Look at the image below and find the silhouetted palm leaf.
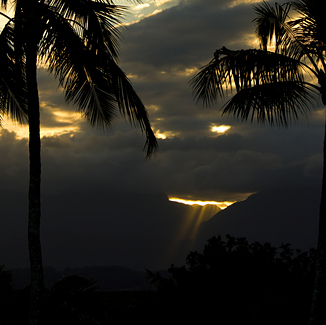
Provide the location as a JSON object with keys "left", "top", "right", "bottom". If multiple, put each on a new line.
{"left": 253, "top": 1, "right": 291, "bottom": 52}
{"left": 190, "top": 47, "right": 313, "bottom": 111}
{"left": 0, "top": 21, "right": 27, "bottom": 124}
{"left": 222, "top": 81, "right": 317, "bottom": 126}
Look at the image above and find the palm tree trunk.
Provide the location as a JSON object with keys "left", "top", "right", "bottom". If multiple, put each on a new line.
{"left": 310, "top": 114, "right": 326, "bottom": 325}
{"left": 26, "top": 41, "right": 44, "bottom": 325}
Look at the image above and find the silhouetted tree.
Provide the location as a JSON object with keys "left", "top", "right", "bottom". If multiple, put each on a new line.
{"left": 40, "top": 275, "right": 105, "bottom": 325}
{"left": 190, "top": 1, "right": 326, "bottom": 323}
{"left": 148, "top": 235, "right": 316, "bottom": 324}
{"left": 0, "top": 1, "right": 157, "bottom": 324}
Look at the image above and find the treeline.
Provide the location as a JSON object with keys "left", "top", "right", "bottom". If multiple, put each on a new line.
{"left": 147, "top": 235, "right": 316, "bottom": 324}
{"left": 0, "top": 235, "right": 317, "bottom": 324}
{"left": 11, "top": 265, "right": 150, "bottom": 291}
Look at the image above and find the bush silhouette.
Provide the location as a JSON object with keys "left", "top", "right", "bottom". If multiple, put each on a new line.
{"left": 147, "top": 235, "right": 316, "bottom": 324}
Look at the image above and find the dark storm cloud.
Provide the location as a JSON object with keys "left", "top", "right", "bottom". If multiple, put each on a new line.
{"left": 121, "top": 0, "right": 258, "bottom": 73}
{"left": 109, "top": 0, "right": 323, "bottom": 202}
{"left": 1, "top": 0, "right": 322, "bottom": 203}
{"left": 148, "top": 120, "right": 324, "bottom": 201}
{"left": 117, "top": 0, "right": 296, "bottom": 139}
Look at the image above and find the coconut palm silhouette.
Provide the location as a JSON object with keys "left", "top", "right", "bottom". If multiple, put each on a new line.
{"left": 190, "top": 1, "right": 326, "bottom": 324}
{"left": 0, "top": 1, "right": 157, "bottom": 324}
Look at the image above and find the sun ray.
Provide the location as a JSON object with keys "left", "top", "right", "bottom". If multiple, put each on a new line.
{"left": 162, "top": 196, "right": 235, "bottom": 267}
{"left": 169, "top": 197, "right": 235, "bottom": 210}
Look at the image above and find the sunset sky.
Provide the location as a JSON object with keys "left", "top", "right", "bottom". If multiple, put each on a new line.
{"left": 0, "top": 0, "right": 324, "bottom": 206}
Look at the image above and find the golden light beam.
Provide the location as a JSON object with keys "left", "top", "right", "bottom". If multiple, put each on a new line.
{"left": 161, "top": 202, "right": 221, "bottom": 267}
{"left": 169, "top": 197, "right": 236, "bottom": 210}
{"left": 176, "top": 204, "right": 220, "bottom": 239}
{"left": 161, "top": 197, "right": 237, "bottom": 267}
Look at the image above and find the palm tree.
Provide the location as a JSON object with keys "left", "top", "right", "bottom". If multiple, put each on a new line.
{"left": 190, "top": 1, "right": 325, "bottom": 324}
{"left": 0, "top": 0, "right": 157, "bottom": 324}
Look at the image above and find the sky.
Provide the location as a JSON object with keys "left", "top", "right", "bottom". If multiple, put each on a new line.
{"left": 0, "top": 0, "right": 324, "bottom": 206}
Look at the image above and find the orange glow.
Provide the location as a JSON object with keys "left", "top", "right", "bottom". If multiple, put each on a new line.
{"left": 154, "top": 129, "right": 175, "bottom": 140}
{"left": 1, "top": 108, "right": 81, "bottom": 139}
{"left": 210, "top": 124, "right": 231, "bottom": 134}
{"left": 176, "top": 204, "right": 219, "bottom": 238}
{"left": 169, "top": 197, "right": 235, "bottom": 210}
{"left": 161, "top": 197, "right": 237, "bottom": 267}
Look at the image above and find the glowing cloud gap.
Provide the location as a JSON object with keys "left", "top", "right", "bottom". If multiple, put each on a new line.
{"left": 210, "top": 124, "right": 231, "bottom": 134}
{"left": 134, "top": 4, "right": 150, "bottom": 11}
{"left": 169, "top": 198, "right": 235, "bottom": 209}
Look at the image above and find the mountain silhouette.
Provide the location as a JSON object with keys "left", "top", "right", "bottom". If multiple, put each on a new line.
{"left": 0, "top": 190, "right": 214, "bottom": 270}
{"left": 0, "top": 187, "right": 319, "bottom": 272}
{"left": 194, "top": 187, "right": 320, "bottom": 251}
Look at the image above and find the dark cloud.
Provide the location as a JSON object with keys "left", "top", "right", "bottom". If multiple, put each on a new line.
{"left": 1, "top": 0, "right": 323, "bottom": 203}
{"left": 120, "top": 0, "right": 257, "bottom": 72}
{"left": 0, "top": 130, "right": 29, "bottom": 192}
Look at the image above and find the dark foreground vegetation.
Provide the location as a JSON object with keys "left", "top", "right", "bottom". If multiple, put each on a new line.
{"left": 148, "top": 235, "right": 316, "bottom": 324}
{"left": 0, "top": 235, "right": 316, "bottom": 324}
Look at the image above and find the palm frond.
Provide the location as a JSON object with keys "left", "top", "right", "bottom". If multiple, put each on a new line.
{"left": 39, "top": 3, "right": 157, "bottom": 157}
{"left": 190, "top": 47, "right": 306, "bottom": 107}
{"left": 41, "top": 16, "right": 119, "bottom": 126}
{"left": 47, "top": 0, "right": 126, "bottom": 59}
{"left": 39, "top": 3, "right": 121, "bottom": 127}
{"left": 221, "top": 81, "right": 318, "bottom": 126}
{"left": 104, "top": 60, "right": 158, "bottom": 157}
{"left": 0, "top": 0, "right": 9, "bottom": 10}
{"left": 253, "top": 1, "right": 291, "bottom": 52}
{"left": 190, "top": 56, "right": 221, "bottom": 106}
{"left": 0, "top": 0, "right": 156, "bottom": 156}
{"left": 0, "top": 20, "right": 27, "bottom": 124}
{"left": 291, "top": 0, "right": 323, "bottom": 41}
{"left": 290, "top": 0, "right": 326, "bottom": 69}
